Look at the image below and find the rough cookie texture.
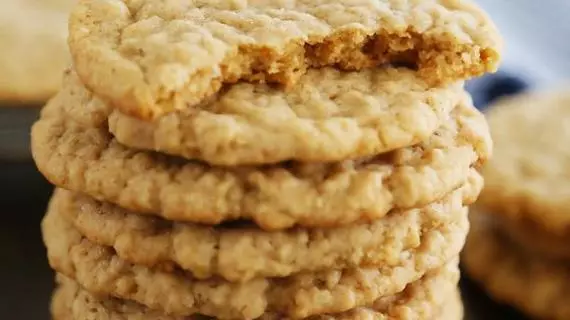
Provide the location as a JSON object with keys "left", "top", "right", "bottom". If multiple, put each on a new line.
{"left": 52, "top": 171, "right": 482, "bottom": 281}
{"left": 107, "top": 67, "right": 464, "bottom": 165}
{"left": 50, "top": 260, "right": 459, "bottom": 320}
{"left": 478, "top": 88, "right": 570, "bottom": 235}
{"left": 0, "top": 0, "right": 72, "bottom": 103}
{"left": 68, "top": 0, "right": 502, "bottom": 119}
{"left": 42, "top": 198, "right": 468, "bottom": 319}
{"left": 55, "top": 172, "right": 481, "bottom": 282}
{"left": 463, "top": 213, "right": 570, "bottom": 320}
{"left": 31, "top": 71, "right": 490, "bottom": 230}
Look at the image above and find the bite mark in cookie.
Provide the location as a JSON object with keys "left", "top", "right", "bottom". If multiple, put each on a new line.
{"left": 69, "top": 0, "right": 502, "bottom": 119}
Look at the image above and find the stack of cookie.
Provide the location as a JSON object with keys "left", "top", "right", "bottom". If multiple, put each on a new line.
{"left": 464, "top": 89, "right": 570, "bottom": 320}
{"left": 31, "top": 1, "right": 501, "bottom": 319}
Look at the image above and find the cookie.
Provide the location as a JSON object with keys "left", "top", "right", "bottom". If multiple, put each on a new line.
{"left": 478, "top": 88, "right": 570, "bottom": 235}
{"left": 497, "top": 214, "right": 570, "bottom": 261}
{"left": 106, "top": 67, "right": 464, "bottom": 165}
{"left": 50, "top": 260, "right": 460, "bottom": 320}
{"left": 31, "top": 71, "right": 490, "bottom": 230}
{"left": 42, "top": 197, "right": 468, "bottom": 319}
{"left": 52, "top": 171, "right": 480, "bottom": 282}
{"left": 441, "top": 290, "right": 463, "bottom": 320}
{"left": 0, "top": 0, "right": 72, "bottom": 103}
{"left": 463, "top": 213, "right": 570, "bottom": 320}
{"left": 68, "top": 0, "right": 502, "bottom": 120}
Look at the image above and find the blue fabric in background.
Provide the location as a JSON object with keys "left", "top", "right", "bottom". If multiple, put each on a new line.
{"left": 466, "top": 71, "right": 531, "bottom": 110}
{"left": 473, "top": 1, "right": 570, "bottom": 87}
{"left": 466, "top": 1, "right": 570, "bottom": 110}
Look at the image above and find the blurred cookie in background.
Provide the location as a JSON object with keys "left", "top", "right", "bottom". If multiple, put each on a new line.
{"left": 463, "top": 87, "right": 570, "bottom": 320}
{"left": 479, "top": 88, "right": 570, "bottom": 235}
{"left": 464, "top": 213, "right": 570, "bottom": 320}
{"left": 0, "top": 0, "right": 74, "bottom": 161}
{"left": 0, "top": 0, "right": 73, "bottom": 105}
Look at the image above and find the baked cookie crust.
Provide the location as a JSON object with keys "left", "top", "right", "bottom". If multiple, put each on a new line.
{"left": 53, "top": 173, "right": 480, "bottom": 282}
{"left": 31, "top": 72, "right": 490, "bottom": 230}
{"left": 42, "top": 198, "right": 469, "bottom": 319}
{"left": 68, "top": 0, "right": 502, "bottom": 119}
{"left": 106, "top": 68, "right": 464, "bottom": 165}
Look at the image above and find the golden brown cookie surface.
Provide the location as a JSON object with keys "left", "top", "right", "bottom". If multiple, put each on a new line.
{"left": 106, "top": 67, "right": 464, "bottom": 165}
{"left": 50, "top": 261, "right": 460, "bottom": 320}
{"left": 31, "top": 71, "right": 490, "bottom": 230}
{"left": 52, "top": 172, "right": 480, "bottom": 282}
{"left": 42, "top": 195, "right": 468, "bottom": 319}
{"left": 68, "top": 0, "right": 501, "bottom": 119}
